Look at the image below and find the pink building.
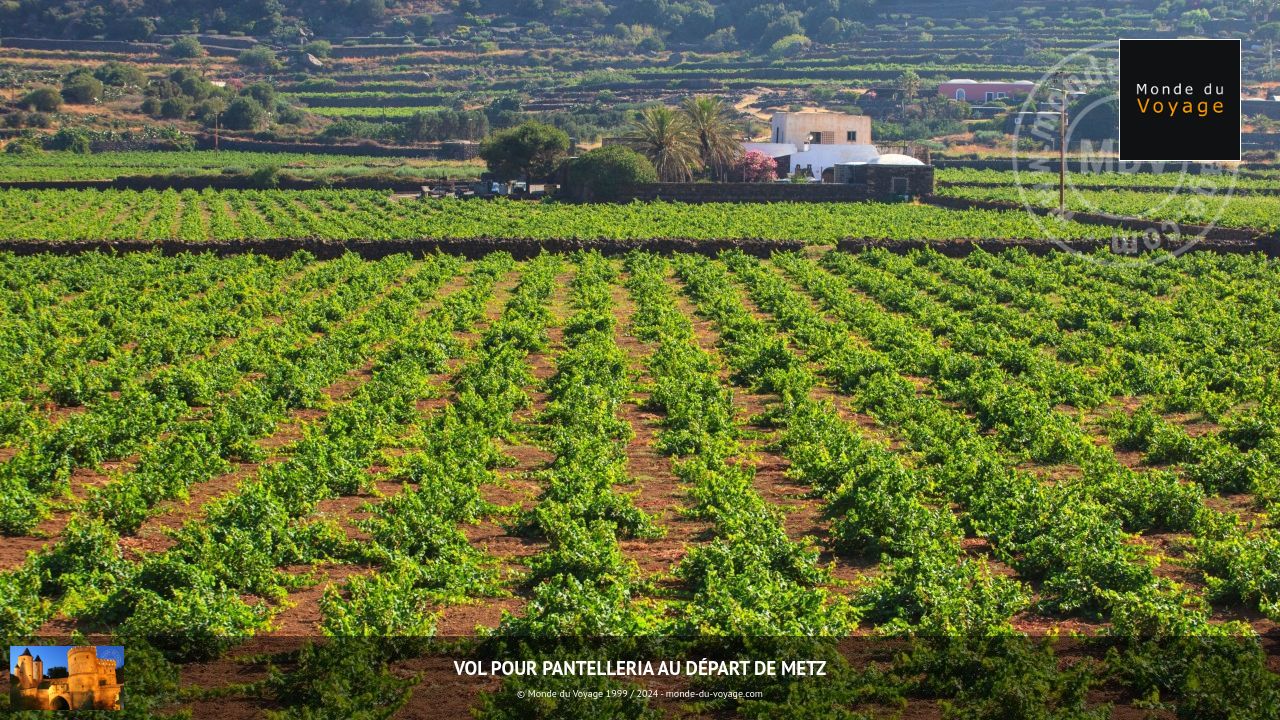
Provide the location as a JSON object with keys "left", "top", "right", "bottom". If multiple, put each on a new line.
{"left": 936, "top": 79, "right": 1035, "bottom": 103}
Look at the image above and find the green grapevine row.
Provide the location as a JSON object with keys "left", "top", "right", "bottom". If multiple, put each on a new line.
{"left": 0, "top": 190, "right": 1121, "bottom": 242}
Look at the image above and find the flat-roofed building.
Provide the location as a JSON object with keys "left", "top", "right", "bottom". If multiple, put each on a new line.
{"left": 744, "top": 111, "right": 876, "bottom": 180}
{"left": 937, "top": 79, "right": 1035, "bottom": 103}
{"left": 766, "top": 110, "right": 872, "bottom": 145}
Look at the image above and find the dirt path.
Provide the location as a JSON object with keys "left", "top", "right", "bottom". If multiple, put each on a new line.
{"left": 119, "top": 269, "right": 474, "bottom": 561}
{"left": 757, "top": 259, "right": 1113, "bottom": 633}
{"left": 0, "top": 266, "right": 356, "bottom": 571}
{"left": 258, "top": 271, "right": 513, "bottom": 644}
{"left": 35, "top": 267, "right": 466, "bottom": 647}
{"left": 177, "top": 267, "right": 521, "bottom": 718}
{"left": 734, "top": 91, "right": 773, "bottom": 125}
{"left": 0, "top": 457, "right": 130, "bottom": 567}
{"left": 432, "top": 269, "right": 573, "bottom": 636}
{"left": 611, "top": 276, "right": 712, "bottom": 594}
{"left": 686, "top": 275, "right": 870, "bottom": 591}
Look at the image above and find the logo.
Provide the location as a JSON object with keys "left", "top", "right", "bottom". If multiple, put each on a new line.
{"left": 1119, "top": 38, "right": 1241, "bottom": 162}
{"left": 1011, "top": 41, "right": 1239, "bottom": 264}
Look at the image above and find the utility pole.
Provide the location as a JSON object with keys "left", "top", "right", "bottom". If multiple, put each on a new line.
{"left": 1060, "top": 90, "right": 1066, "bottom": 214}
{"left": 214, "top": 111, "right": 220, "bottom": 151}
{"left": 1050, "top": 71, "right": 1068, "bottom": 215}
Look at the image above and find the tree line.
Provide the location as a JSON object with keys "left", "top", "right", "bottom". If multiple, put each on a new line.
{"left": 479, "top": 95, "right": 775, "bottom": 199}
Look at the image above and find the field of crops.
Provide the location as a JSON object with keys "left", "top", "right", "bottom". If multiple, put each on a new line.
{"left": 304, "top": 106, "right": 457, "bottom": 119}
{"left": 0, "top": 152, "right": 483, "bottom": 182}
{"left": 2, "top": 247, "right": 1280, "bottom": 716}
{"left": 936, "top": 167, "right": 1278, "bottom": 191}
{"left": 0, "top": 189, "right": 1123, "bottom": 242}
{"left": 938, "top": 183, "right": 1280, "bottom": 232}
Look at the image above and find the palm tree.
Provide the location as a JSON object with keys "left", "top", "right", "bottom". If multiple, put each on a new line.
{"left": 624, "top": 106, "right": 701, "bottom": 183}
{"left": 680, "top": 95, "right": 742, "bottom": 181}
{"left": 895, "top": 70, "right": 921, "bottom": 119}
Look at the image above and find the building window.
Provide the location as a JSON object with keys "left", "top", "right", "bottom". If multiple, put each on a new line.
{"left": 891, "top": 177, "right": 909, "bottom": 194}
{"left": 773, "top": 127, "right": 780, "bottom": 142}
{"left": 846, "top": 131, "right": 857, "bottom": 141}
{"left": 985, "top": 91, "right": 995, "bottom": 101}
{"left": 955, "top": 88, "right": 965, "bottom": 101}
{"left": 807, "top": 131, "right": 822, "bottom": 144}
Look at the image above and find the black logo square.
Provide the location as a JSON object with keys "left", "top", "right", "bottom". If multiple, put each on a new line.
{"left": 1119, "top": 38, "right": 1240, "bottom": 161}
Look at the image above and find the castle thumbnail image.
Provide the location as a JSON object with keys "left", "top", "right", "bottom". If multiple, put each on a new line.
{"left": 10, "top": 645, "right": 123, "bottom": 711}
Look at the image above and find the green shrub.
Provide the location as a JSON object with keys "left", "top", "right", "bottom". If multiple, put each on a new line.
{"left": 61, "top": 75, "right": 104, "bottom": 104}
{"left": 94, "top": 60, "right": 147, "bottom": 87}
{"left": 167, "top": 36, "right": 204, "bottom": 58}
{"left": 21, "top": 86, "right": 62, "bottom": 112}
{"left": 302, "top": 39, "right": 332, "bottom": 57}
{"left": 249, "top": 165, "right": 281, "bottom": 188}
{"left": 46, "top": 127, "right": 92, "bottom": 154}
{"left": 238, "top": 46, "right": 282, "bottom": 71}
{"left": 319, "top": 566, "right": 437, "bottom": 647}
{"left": 260, "top": 641, "right": 416, "bottom": 716}
{"left": 768, "top": 33, "right": 811, "bottom": 59}
{"left": 241, "top": 81, "right": 276, "bottom": 109}
{"left": 223, "top": 97, "right": 267, "bottom": 131}
{"left": 479, "top": 120, "right": 570, "bottom": 182}
{"left": 561, "top": 145, "right": 656, "bottom": 202}
{"left": 159, "top": 96, "right": 191, "bottom": 119}
{"left": 4, "top": 137, "right": 43, "bottom": 154}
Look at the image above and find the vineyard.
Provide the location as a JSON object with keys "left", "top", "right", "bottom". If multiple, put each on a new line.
{"left": 0, "top": 190, "right": 1123, "bottom": 243}
{"left": 2, "top": 246, "right": 1280, "bottom": 717}
{"left": 937, "top": 183, "right": 1280, "bottom": 233}
{"left": 936, "top": 168, "right": 1265, "bottom": 190}
{"left": 0, "top": 152, "right": 483, "bottom": 183}
{"left": 2, "top": 0, "right": 1279, "bottom": 711}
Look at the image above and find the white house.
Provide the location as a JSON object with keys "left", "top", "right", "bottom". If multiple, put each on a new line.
{"left": 743, "top": 111, "right": 879, "bottom": 181}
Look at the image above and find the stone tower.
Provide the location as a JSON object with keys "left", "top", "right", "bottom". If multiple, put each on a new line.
{"left": 66, "top": 646, "right": 98, "bottom": 697}
{"left": 14, "top": 648, "right": 35, "bottom": 688}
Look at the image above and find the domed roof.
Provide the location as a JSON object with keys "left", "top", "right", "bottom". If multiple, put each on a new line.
{"left": 868, "top": 153, "right": 926, "bottom": 166}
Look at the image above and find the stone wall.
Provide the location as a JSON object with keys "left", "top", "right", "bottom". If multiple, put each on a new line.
{"left": 932, "top": 158, "right": 1239, "bottom": 174}
{"left": 0, "top": 176, "right": 431, "bottom": 192}
{"left": 838, "top": 236, "right": 1276, "bottom": 257}
{"left": 834, "top": 164, "right": 935, "bottom": 198}
{"left": 1243, "top": 132, "right": 1280, "bottom": 150}
{"left": 0, "top": 36, "right": 242, "bottom": 56}
{"left": 190, "top": 134, "right": 478, "bottom": 159}
{"left": 1244, "top": 100, "right": 1280, "bottom": 120}
{"left": 0, "top": 237, "right": 805, "bottom": 260}
{"left": 1, "top": 36, "right": 161, "bottom": 53}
